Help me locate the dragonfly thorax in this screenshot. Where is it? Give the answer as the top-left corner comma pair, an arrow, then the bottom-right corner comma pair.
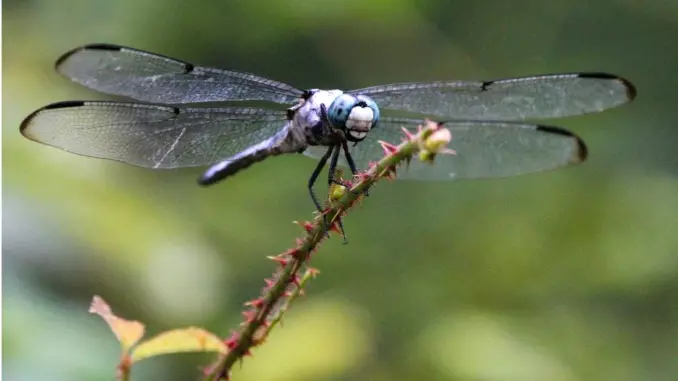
327,93 -> 380,142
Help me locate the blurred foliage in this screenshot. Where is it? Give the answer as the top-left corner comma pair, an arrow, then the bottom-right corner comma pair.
3,0 -> 678,380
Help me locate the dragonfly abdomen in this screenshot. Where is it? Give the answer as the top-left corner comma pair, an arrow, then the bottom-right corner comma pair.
198,121 -> 307,186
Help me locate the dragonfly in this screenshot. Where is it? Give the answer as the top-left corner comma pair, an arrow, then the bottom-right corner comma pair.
21,43 -> 636,235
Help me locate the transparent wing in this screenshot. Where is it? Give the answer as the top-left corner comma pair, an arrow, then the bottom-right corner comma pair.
348,73 -> 636,120
56,44 -> 303,104
20,101 -> 296,169
303,117 -> 586,180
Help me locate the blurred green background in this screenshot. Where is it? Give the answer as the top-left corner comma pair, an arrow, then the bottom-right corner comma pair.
3,0 -> 678,380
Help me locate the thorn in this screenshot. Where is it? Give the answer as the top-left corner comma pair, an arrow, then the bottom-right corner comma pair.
225,332 -> 240,350
267,256 -> 289,266
379,165 -> 397,180
329,220 -> 343,233
264,278 -> 276,288
242,310 -> 257,323
202,365 -> 215,377
378,140 -> 398,155
282,246 -> 303,258
356,172 -> 371,182
283,247 -> 301,257
401,126 -> 415,140
292,275 -> 301,287
294,220 -> 315,232
245,298 -> 265,308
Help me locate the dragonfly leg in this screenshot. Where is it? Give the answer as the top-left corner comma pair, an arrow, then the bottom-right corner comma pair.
308,146 -> 334,238
341,140 -> 359,175
341,141 -> 369,197
328,142 -> 352,188
327,144 -> 348,243
327,142 -> 344,185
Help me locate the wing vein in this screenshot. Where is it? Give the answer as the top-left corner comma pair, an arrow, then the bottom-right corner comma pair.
154,126 -> 187,168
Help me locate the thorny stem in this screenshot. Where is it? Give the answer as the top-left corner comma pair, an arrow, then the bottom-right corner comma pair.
261,268 -> 317,341
205,120 -> 453,381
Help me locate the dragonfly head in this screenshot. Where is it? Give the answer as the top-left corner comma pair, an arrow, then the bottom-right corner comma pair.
327,93 -> 380,142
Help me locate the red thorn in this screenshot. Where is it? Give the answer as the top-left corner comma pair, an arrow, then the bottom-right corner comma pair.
264,278 -> 275,288
267,256 -> 289,266
294,220 -> 314,232
379,165 -> 397,180
378,140 -> 398,155
401,126 -> 415,140
283,248 -> 301,257
295,238 -> 304,246
202,364 -> 215,377
292,275 -> 301,287
242,309 -> 257,323
224,332 -> 240,350
329,220 -> 342,233
356,172 -> 371,182
245,298 -> 265,308
283,291 -> 294,297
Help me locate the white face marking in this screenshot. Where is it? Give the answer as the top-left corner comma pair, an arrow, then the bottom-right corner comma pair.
346,107 -> 374,139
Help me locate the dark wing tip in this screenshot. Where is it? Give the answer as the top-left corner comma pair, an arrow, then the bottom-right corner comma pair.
536,125 -> 589,163
55,43 -> 124,70
577,72 -> 638,101
42,100 -> 88,110
618,76 -> 637,101
20,101 -> 86,138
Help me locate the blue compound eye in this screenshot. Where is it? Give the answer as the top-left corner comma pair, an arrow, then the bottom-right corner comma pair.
327,94 -> 380,141
327,94 -> 357,128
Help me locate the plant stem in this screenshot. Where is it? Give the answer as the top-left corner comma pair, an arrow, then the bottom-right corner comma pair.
206,120 -> 451,380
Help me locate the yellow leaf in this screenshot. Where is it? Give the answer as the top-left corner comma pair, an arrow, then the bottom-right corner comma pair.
130,326 -> 227,363
89,295 -> 145,353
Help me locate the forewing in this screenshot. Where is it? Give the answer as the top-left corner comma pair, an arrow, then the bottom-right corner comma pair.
349,73 -> 635,120
304,117 -> 586,180
20,101 -> 293,169
56,44 -> 303,104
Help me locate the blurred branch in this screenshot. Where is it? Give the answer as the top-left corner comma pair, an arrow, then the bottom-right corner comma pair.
205,120 -> 454,381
